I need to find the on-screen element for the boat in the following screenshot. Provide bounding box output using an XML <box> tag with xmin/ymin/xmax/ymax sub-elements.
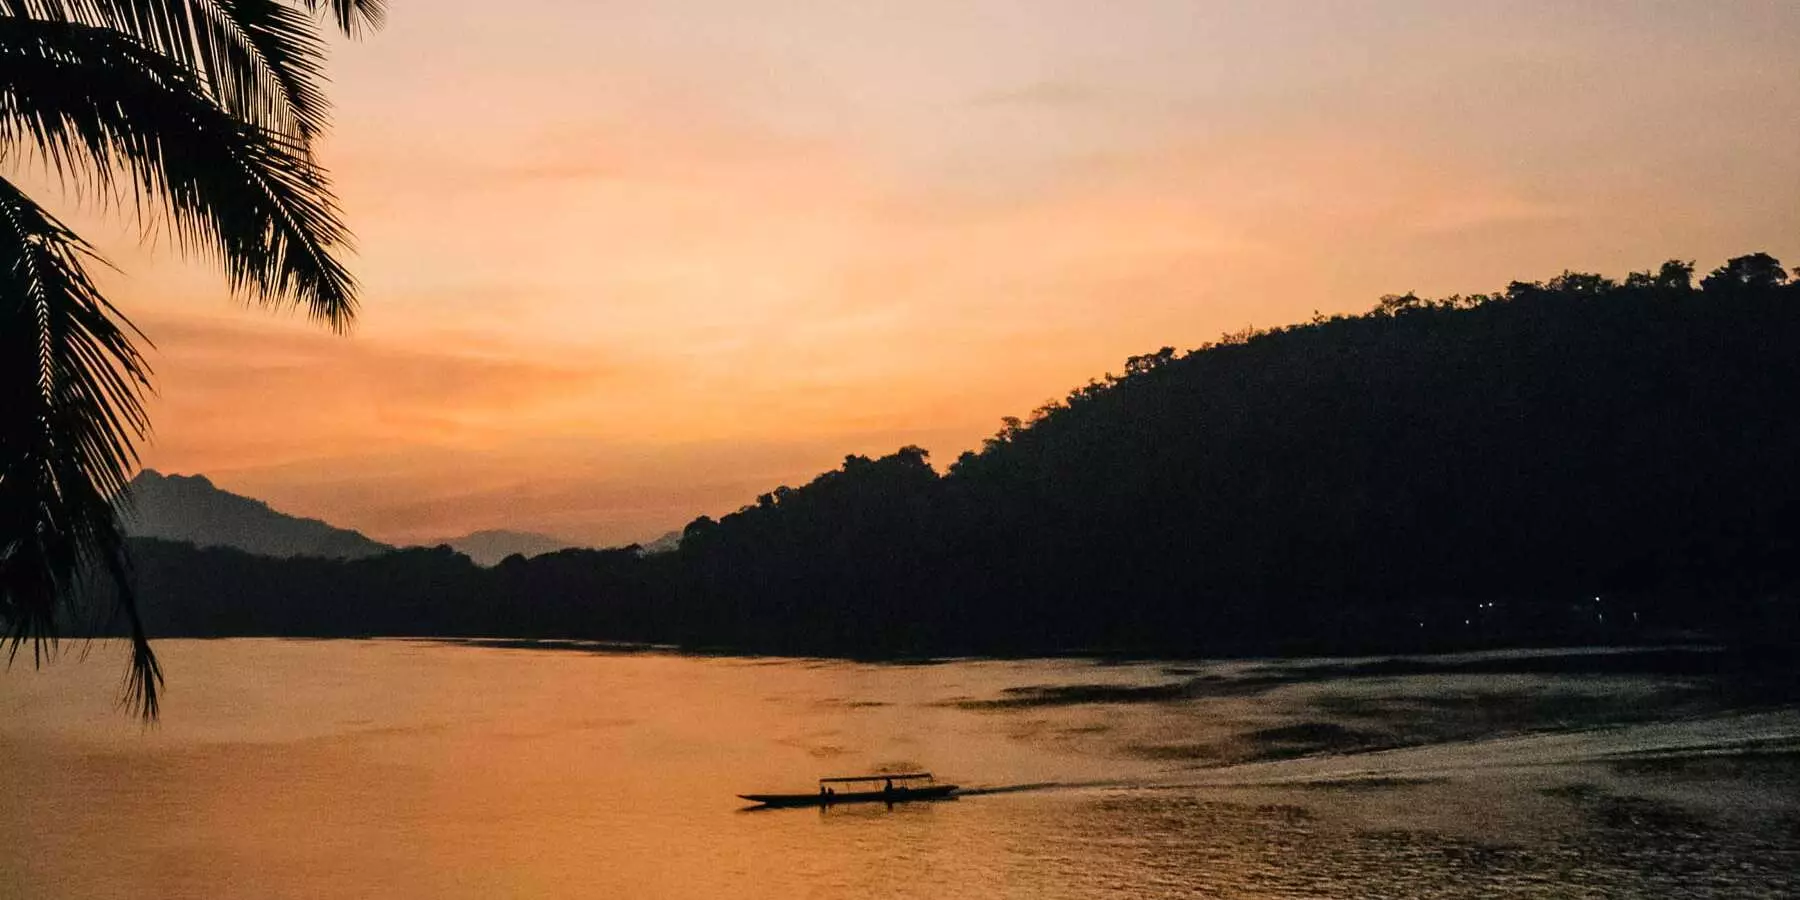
<box><xmin>739</xmin><ymin>772</ymin><xmax>959</xmax><ymax>808</ymax></box>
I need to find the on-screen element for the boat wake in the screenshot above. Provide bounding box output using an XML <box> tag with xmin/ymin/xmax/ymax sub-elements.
<box><xmin>1172</xmin><ymin>708</ymin><xmax>1800</xmax><ymax>789</ymax></box>
<box><xmin>955</xmin><ymin>780</ymin><xmax>1125</xmax><ymax>797</ymax></box>
<box><xmin>956</xmin><ymin>709</ymin><xmax>1800</xmax><ymax>799</ymax></box>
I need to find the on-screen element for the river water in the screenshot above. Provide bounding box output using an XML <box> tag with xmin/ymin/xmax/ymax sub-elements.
<box><xmin>2</xmin><ymin>640</ymin><xmax>1796</xmax><ymax>899</ymax></box>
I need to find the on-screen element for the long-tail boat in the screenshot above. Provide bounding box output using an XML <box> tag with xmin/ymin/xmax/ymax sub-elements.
<box><xmin>739</xmin><ymin>772</ymin><xmax>958</xmax><ymax>808</ymax></box>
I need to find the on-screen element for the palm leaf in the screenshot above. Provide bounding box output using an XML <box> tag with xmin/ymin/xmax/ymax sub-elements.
<box><xmin>0</xmin><ymin>174</ymin><xmax>160</xmax><ymax>718</ymax></box>
<box><xmin>303</xmin><ymin>0</ymin><xmax>383</xmax><ymax>36</ymax></box>
<box><xmin>0</xmin><ymin>0</ymin><xmax>334</xmax><ymax>142</ymax></box>
<box><xmin>0</xmin><ymin>13</ymin><xmax>358</xmax><ymax>328</ymax></box>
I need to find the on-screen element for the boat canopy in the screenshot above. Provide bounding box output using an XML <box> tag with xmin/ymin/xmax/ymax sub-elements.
<box><xmin>818</xmin><ymin>772</ymin><xmax>934</xmax><ymax>784</ymax></box>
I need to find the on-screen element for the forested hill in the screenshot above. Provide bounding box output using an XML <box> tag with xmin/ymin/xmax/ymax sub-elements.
<box><xmin>122</xmin><ymin>254</ymin><xmax>1800</xmax><ymax>655</ymax></box>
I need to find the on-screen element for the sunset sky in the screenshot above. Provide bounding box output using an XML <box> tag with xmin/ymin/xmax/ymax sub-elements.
<box><xmin>24</xmin><ymin>0</ymin><xmax>1800</xmax><ymax>546</ymax></box>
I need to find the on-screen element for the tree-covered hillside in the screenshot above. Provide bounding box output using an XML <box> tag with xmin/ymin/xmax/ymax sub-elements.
<box><xmin>123</xmin><ymin>254</ymin><xmax>1800</xmax><ymax>656</ymax></box>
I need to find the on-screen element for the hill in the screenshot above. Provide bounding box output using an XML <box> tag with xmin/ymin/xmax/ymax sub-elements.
<box><xmin>638</xmin><ymin>530</ymin><xmax>683</xmax><ymax>555</ymax></box>
<box><xmin>115</xmin><ymin>253</ymin><xmax>1800</xmax><ymax>654</ymax></box>
<box><xmin>668</xmin><ymin>254</ymin><xmax>1800</xmax><ymax>654</ymax></box>
<box><xmin>121</xmin><ymin>470</ymin><xmax>393</xmax><ymax>560</ymax></box>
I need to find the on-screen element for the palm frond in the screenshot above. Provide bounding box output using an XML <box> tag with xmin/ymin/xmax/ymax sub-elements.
<box><xmin>0</xmin><ymin>0</ymin><xmax>334</xmax><ymax>142</ymax></box>
<box><xmin>0</xmin><ymin>14</ymin><xmax>357</xmax><ymax>328</ymax></box>
<box><xmin>303</xmin><ymin>0</ymin><xmax>383</xmax><ymax>36</ymax></box>
<box><xmin>0</xmin><ymin>174</ymin><xmax>159</xmax><ymax>718</ymax></box>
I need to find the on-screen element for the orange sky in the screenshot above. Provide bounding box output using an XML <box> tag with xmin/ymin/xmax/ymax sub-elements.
<box><xmin>19</xmin><ymin>1</ymin><xmax>1800</xmax><ymax>546</ymax></box>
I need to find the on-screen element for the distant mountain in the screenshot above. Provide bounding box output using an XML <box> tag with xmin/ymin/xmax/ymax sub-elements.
<box><xmin>427</xmin><ymin>530</ymin><xmax>577</xmax><ymax>566</ymax></box>
<box><xmin>638</xmin><ymin>530</ymin><xmax>683</xmax><ymax>555</ymax></box>
<box><xmin>122</xmin><ymin>470</ymin><xmax>393</xmax><ymax>560</ymax></box>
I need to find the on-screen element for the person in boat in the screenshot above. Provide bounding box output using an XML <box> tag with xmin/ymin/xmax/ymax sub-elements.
<box><xmin>883</xmin><ymin>778</ymin><xmax>895</xmax><ymax>799</ymax></box>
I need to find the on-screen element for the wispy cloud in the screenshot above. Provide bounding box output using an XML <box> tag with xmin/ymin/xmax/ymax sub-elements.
<box><xmin>138</xmin><ymin>316</ymin><xmax>626</xmax><ymax>470</ymax></box>
<box><xmin>63</xmin><ymin>0</ymin><xmax>1798</xmax><ymax>544</ymax></box>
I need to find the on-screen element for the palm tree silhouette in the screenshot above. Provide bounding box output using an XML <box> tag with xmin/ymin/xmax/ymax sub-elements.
<box><xmin>0</xmin><ymin>0</ymin><xmax>384</xmax><ymax>718</ymax></box>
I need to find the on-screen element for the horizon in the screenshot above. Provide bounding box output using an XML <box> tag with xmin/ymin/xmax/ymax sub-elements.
<box><xmin>5</xmin><ymin>5</ymin><xmax>1800</xmax><ymax>894</ymax></box>
<box><xmin>15</xmin><ymin>0</ymin><xmax>1799</xmax><ymax>546</ymax></box>
<box><xmin>126</xmin><ymin>469</ymin><xmax>596</xmax><ymax>547</ymax></box>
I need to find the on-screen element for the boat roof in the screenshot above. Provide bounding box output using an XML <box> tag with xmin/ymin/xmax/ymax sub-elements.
<box><xmin>818</xmin><ymin>772</ymin><xmax>933</xmax><ymax>784</ymax></box>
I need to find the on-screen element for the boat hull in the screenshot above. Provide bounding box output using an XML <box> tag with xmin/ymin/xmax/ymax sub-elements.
<box><xmin>739</xmin><ymin>785</ymin><xmax>959</xmax><ymax>808</ymax></box>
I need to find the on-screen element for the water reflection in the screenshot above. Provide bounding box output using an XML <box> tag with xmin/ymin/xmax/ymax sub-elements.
<box><xmin>0</xmin><ymin>640</ymin><xmax>1795</xmax><ymax>898</ymax></box>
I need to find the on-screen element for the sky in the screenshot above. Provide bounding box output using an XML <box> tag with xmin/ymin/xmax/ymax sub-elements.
<box><xmin>20</xmin><ymin>0</ymin><xmax>1800</xmax><ymax>546</ymax></box>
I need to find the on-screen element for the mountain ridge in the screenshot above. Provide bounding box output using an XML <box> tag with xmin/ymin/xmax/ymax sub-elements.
<box><xmin>422</xmin><ymin>529</ymin><xmax>577</xmax><ymax>566</ymax></box>
<box><xmin>122</xmin><ymin>470</ymin><xmax>394</xmax><ymax>560</ymax></box>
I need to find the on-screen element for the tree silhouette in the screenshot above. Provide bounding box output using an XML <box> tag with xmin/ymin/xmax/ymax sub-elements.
<box><xmin>1702</xmin><ymin>253</ymin><xmax>1790</xmax><ymax>292</ymax></box>
<box><xmin>0</xmin><ymin>0</ymin><xmax>382</xmax><ymax>717</ymax></box>
<box><xmin>109</xmin><ymin>252</ymin><xmax>1800</xmax><ymax>662</ymax></box>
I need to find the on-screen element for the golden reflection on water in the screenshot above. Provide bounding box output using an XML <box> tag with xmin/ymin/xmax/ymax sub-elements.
<box><xmin>1</xmin><ymin>640</ymin><xmax>1796</xmax><ymax>899</ymax></box>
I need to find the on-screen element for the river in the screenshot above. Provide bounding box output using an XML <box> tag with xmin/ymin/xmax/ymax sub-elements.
<box><xmin>2</xmin><ymin>640</ymin><xmax>1796</xmax><ymax>898</ymax></box>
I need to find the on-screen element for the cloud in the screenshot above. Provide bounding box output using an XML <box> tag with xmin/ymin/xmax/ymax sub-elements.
<box><xmin>90</xmin><ymin>0</ymin><xmax>1799</xmax><ymax>548</ymax></box>
<box><xmin>137</xmin><ymin>315</ymin><xmax>628</xmax><ymax>473</ymax></box>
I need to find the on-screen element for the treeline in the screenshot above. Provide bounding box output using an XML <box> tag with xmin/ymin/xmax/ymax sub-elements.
<box><xmin>120</xmin><ymin>253</ymin><xmax>1800</xmax><ymax>655</ymax></box>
